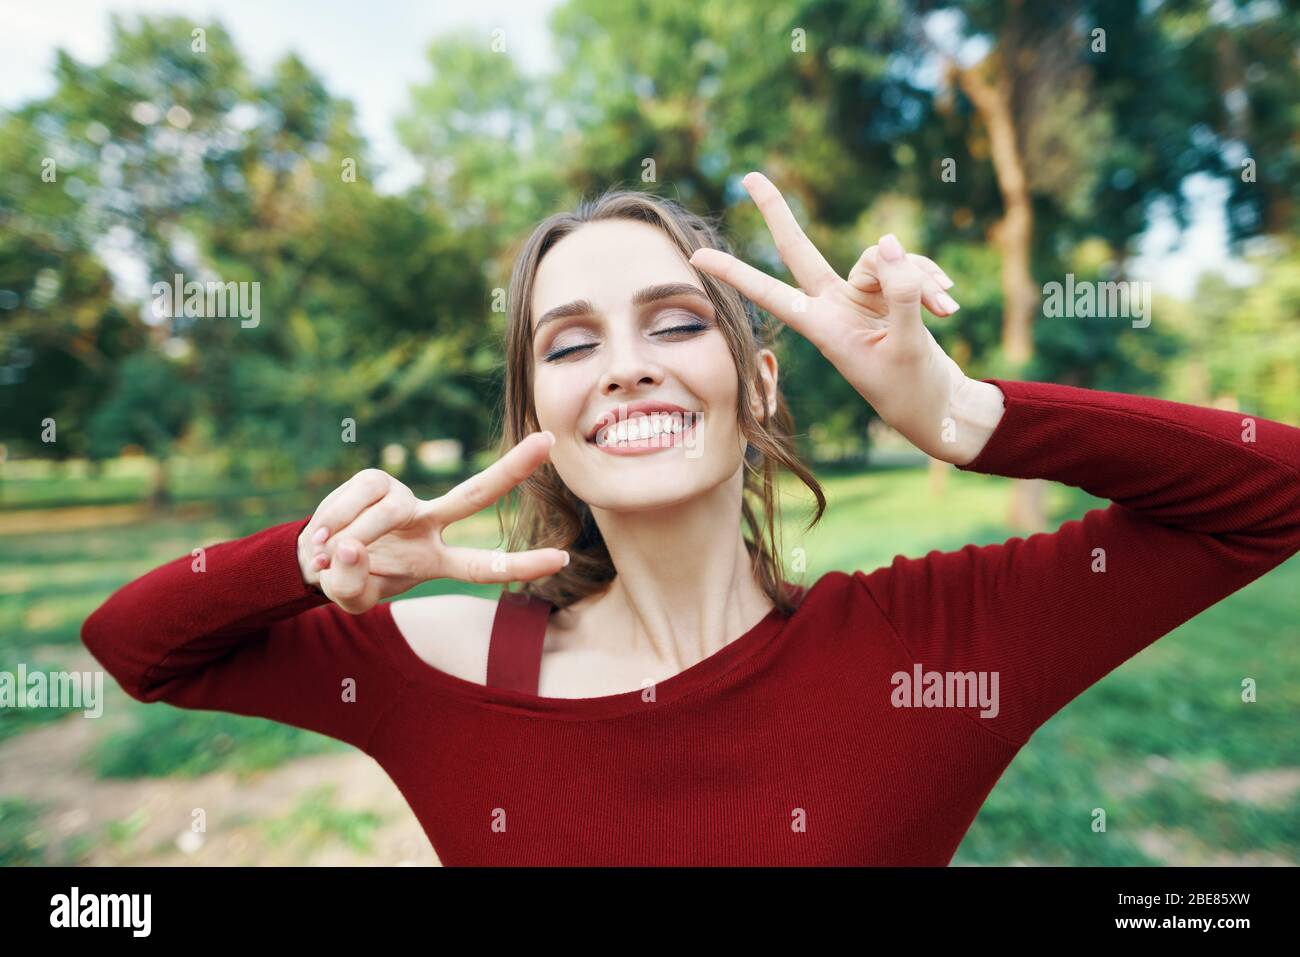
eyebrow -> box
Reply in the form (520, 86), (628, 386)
(533, 283), (713, 336)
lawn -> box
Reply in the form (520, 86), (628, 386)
(1, 462), (1296, 865)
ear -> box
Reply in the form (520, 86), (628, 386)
(747, 348), (780, 421)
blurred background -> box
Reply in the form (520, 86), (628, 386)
(1, 0), (1297, 866)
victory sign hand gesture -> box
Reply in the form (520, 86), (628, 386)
(688, 172), (1002, 464)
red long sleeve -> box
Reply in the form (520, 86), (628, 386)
(80, 516), (410, 753)
(857, 378), (1300, 747)
(77, 380), (1300, 865)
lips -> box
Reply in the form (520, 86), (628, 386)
(585, 401), (700, 443)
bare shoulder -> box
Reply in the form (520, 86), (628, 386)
(387, 593), (498, 683)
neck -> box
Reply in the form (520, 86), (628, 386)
(582, 466), (774, 670)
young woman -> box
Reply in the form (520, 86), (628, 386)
(82, 172), (1300, 866)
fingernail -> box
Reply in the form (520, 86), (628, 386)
(880, 234), (904, 262)
(937, 272), (955, 289)
(543, 430), (556, 447)
(311, 553), (327, 570)
(311, 526), (329, 545)
(937, 292), (960, 313)
(561, 551), (570, 567)
(338, 544), (357, 565)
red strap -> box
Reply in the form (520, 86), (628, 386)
(485, 590), (553, 693)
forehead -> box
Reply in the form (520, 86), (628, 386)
(530, 219), (695, 318)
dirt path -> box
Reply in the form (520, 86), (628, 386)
(1, 649), (440, 866)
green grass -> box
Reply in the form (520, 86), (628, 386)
(260, 785), (384, 854)
(0, 798), (51, 866)
(0, 456), (259, 510)
(2, 462), (1297, 864)
(0, 675), (92, 741)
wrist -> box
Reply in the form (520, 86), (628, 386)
(936, 378), (1006, 466)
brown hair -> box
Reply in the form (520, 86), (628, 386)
(493, 187), (825, 617)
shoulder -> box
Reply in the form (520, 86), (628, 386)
(386, 592), (500, 681)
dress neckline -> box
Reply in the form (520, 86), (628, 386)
(375, 587), (803, 721)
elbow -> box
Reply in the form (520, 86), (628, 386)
(79, 601), (109, 666)
(80, 599), (156, 704)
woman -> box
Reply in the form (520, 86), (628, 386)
(82, 172), (1300, 866)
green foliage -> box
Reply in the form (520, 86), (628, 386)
(87, 350), (198, 461)
(3, 2), (1297, 492)
(1195, 243), (1300, 422)
(91, 705), (346, 780)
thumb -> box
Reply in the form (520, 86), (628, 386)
(876, 234), (926, 335)
(321, 536), (375, 614)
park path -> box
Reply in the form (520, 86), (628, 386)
(1, 645), (440, 866)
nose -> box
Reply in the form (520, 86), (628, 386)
(595, 325), (664, 396)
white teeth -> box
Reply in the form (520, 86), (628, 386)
(595, 412), (697, 447)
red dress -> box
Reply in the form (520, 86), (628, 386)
(81, 379), (1300, 864)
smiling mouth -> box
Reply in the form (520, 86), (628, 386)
(589, 411), (701, 449)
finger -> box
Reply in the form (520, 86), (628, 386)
(740, 171), (841, 295)
(849, 247), (958, 316)
(688, 247), (819, 343)
(850, 249), (951, 292)
(420, 431), (554, 527)
(843, 244), (887, 312)
(319, 537), (378, 614)
(876, 234), (929, 334)
(324, 485), (419, 555)
(437, 544), (570, 584)
(307, 469), (392, 545)
(909, 253), (955, 289)
(303, 478), (354, 545)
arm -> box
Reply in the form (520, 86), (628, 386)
(856, 378), (1300, 747)
(80, 516), (411, 753)
(82, 439), (571, 753)
(681, 173), (1299, 745)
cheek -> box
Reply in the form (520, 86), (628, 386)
(675, 343), (743, 454)
(684, 339), (739, 407)
(532, 371), (586, 432)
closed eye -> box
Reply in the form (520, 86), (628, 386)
(658, 322), (709, 338)
(542, 321), (709, 362)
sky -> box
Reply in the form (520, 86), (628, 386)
(1, 0), (1251, 299)
(2, 0), (563, 192)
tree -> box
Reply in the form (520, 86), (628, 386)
(0, 110), (146, 461)
(87, 350), (198, 505)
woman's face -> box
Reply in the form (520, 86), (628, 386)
(530, 218), (777, 512)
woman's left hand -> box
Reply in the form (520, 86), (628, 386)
(688, 171), (1001, 465)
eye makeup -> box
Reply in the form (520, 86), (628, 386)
(540, 310), (711, 363)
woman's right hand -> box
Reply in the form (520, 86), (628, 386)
(296, 431), (569, 614)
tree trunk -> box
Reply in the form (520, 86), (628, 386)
(149, 456), (171, 509)
(956, 52), (1045, 531)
